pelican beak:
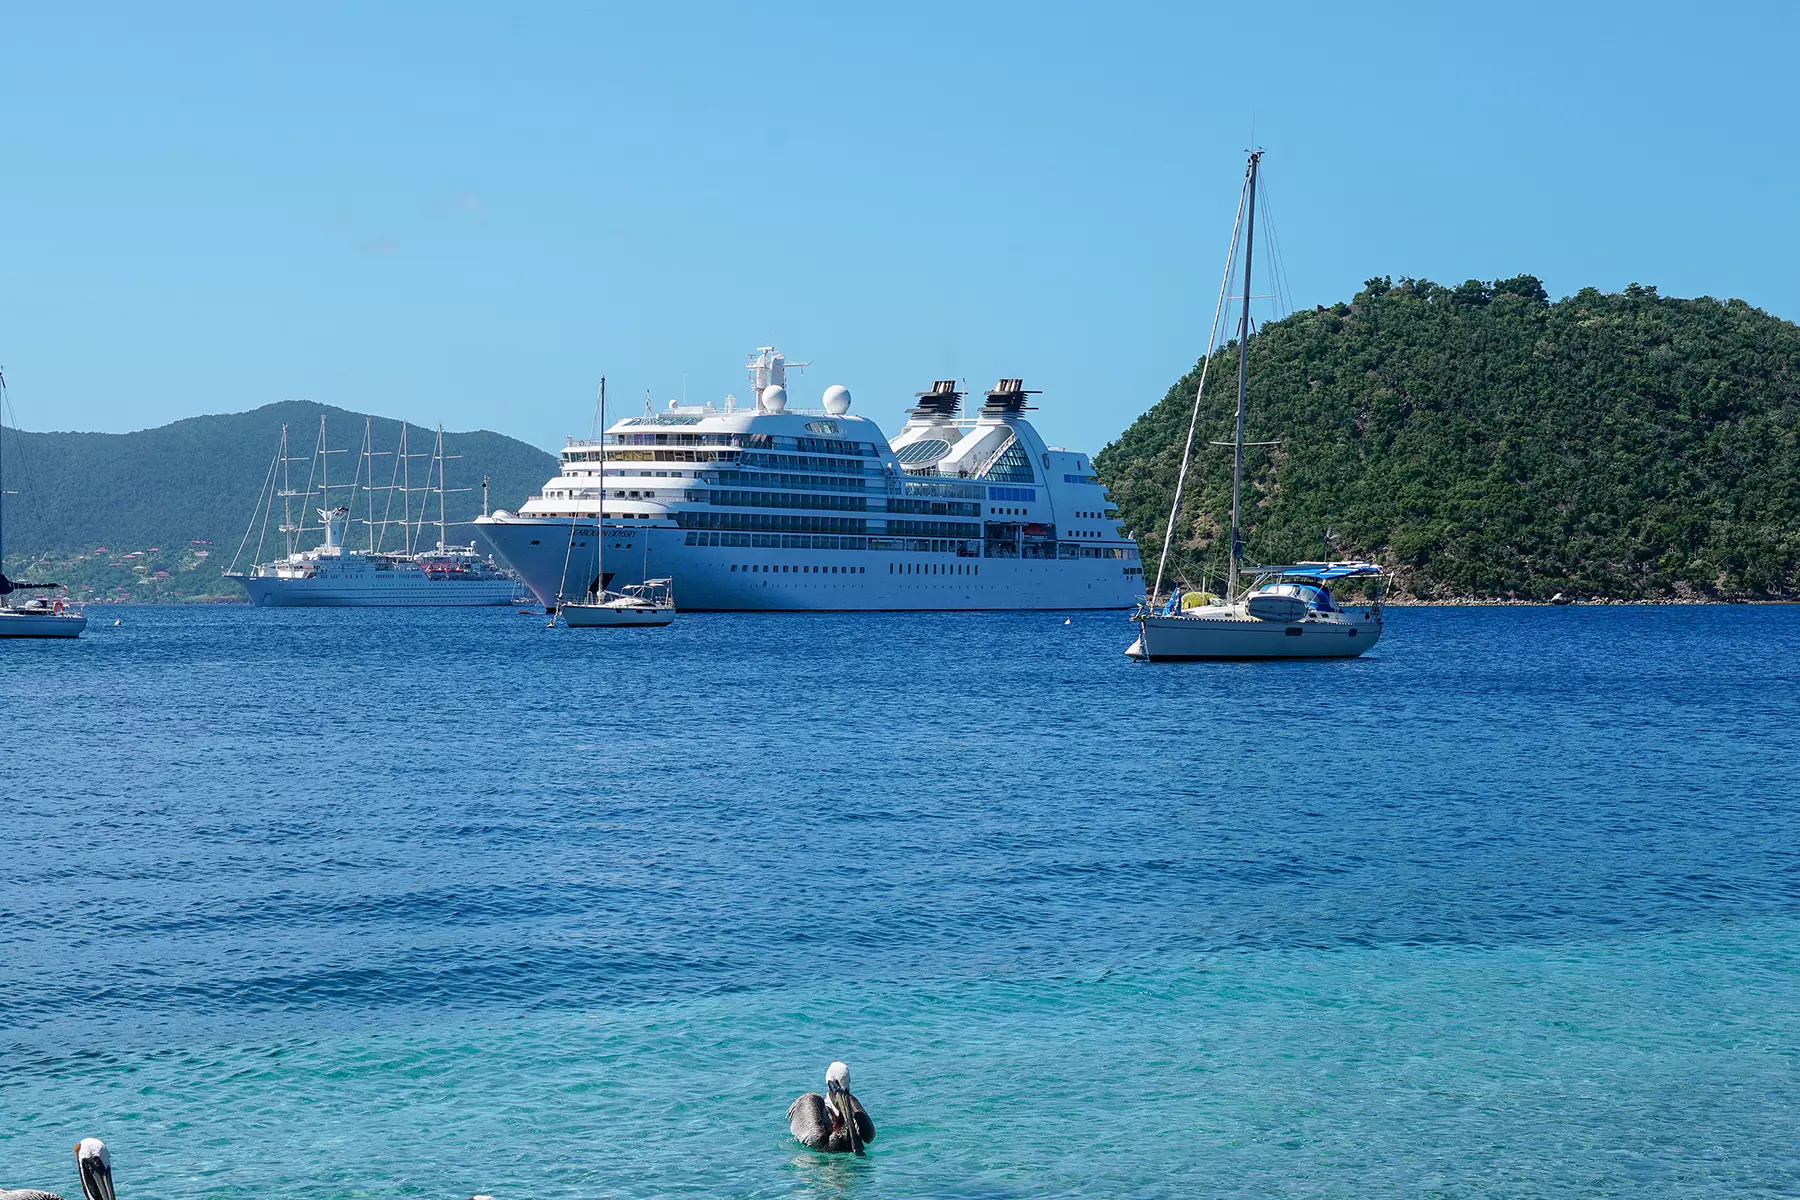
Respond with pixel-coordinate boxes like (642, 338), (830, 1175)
(76, 1149), (115, 1200)
(828, 1082), (865, 1156)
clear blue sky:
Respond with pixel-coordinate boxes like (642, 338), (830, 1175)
(4, 2), (1796, 454)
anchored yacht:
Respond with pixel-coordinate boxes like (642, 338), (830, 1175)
(476, 349), (1144, 611)
(1126, 150), (1386, 661)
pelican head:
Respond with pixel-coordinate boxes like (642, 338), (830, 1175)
(74, 1139), (114, 1200)
(825, 1061), (851, 1094)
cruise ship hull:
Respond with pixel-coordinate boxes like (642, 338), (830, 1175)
(232, 574), (518, 607)
(478, 517), (1139, 611)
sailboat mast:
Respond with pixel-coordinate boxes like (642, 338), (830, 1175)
(436, 424), (447, 553)
(280, 424), (294, 556)
(363, 417), (376, 553)
(604, 377), (612, 597)
(318, 415), (329, 547)
(0, 371), (8, 579)
(1226, 150), (1261, 602)
(399, 424), (412, 555)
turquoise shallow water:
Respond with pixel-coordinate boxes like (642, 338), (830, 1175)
(3, 605), (1798, 1197)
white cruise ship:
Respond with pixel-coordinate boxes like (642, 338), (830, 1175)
(475, 349), (1144, 611)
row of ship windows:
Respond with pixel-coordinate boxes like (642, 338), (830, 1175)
(677, 529), (1136, 561)
(587, 449), (875, 474)
(595, 450), (737, 463)
(684, 532), (980, 554)
(708, 471), (872, 495)
(721, 562), (984, 578)
(708, 489), (868, 512)
(739, 452), (874, 475)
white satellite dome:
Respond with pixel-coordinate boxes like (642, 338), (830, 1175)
(822, 385), (852, 415)
(760, 385), (788, 413)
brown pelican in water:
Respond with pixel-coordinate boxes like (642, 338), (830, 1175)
(787, 1061), (876, 1155)
(1, 1138), (116, 1200)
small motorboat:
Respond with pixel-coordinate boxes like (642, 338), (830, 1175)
(559, 578), (676, 628)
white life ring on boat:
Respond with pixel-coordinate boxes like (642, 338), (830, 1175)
(52, 599), (64, 614)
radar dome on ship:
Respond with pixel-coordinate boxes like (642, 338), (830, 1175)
(822, 385), (852, 415)
(761, 385), (788, 413)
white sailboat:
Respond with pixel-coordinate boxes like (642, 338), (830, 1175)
(1126, 151), (1385, 662)
(556, 377), (676, 628)
(0, 369), (86, 638)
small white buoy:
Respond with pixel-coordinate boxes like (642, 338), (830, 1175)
(1064, 618), (1072, 625)
(114, 619), (122, 626)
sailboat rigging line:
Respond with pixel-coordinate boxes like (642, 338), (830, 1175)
(1149, 158), (1251, 604)
(380, 423), (408, 555)
(1255, 174), (1295, 320)
(295, 416), (326, 543)
(0, 374), (43, 517)
(229, 443), (281, 576)
(556, 377), (605, 615)
(377, 422), (402, 555)
(1225, 150), (1262, 604)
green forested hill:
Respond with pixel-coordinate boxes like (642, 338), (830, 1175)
(1, 401), (557, 600)
(1096, 277), (1800, 600)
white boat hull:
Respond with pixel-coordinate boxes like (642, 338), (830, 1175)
(477, 516), (1142, 612)
(561, 602), (675, 628)
(232, 574), (518, 607)
(1127, 610), (1382, 660)
(0, 609), (87, 638)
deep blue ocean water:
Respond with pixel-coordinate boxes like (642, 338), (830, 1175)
(3, 604), (1797, 1198)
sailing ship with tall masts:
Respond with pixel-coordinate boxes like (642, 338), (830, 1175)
(225, 414), (518, 606)
(0, 368), (86, 637)
(1126, 151), (1385, 661)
